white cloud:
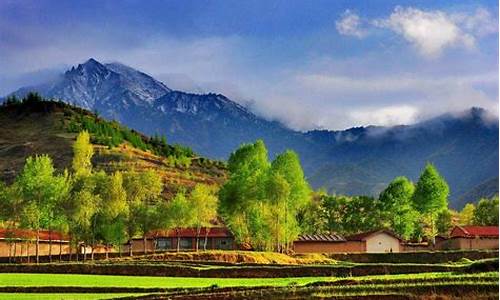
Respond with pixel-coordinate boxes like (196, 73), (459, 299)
(350, 105), (419, 126)
(454, 7), (498, 37)
(335, 10), (366, 38)
(374, 6), (475, 58)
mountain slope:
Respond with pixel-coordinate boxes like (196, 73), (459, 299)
(0, 98), (226, 198)
(7, 58), (499, 207)
(306, 108), (499, 207)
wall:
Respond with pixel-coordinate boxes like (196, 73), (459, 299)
(293, 241), (365, 253)
(437, 237), (499, 250)
(0, 240), (70, 257)
(365, 233), (400, 253)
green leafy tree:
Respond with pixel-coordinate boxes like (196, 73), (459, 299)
(436, 209), (453, 235)
(123, 170), (163, 254)
(412, 163), (449, 241)
(344, 196), (383, 234)
(473, 196), (499, 226)
(98, 171), (128, 257)
(164, 191), (195, 251)
(72, 131), (94, 176)
(459, 203), (476, 225)
(189, 184), (218, 251)
(268, 150), (311, 251)
(378, 176), (418, 240)
(297, 191), (327, 235)
(219, 140), (269, 247)
(265, 172), (290, 251)
(16, 155), (69, 263)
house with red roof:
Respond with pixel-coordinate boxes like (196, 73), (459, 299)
(436, 225), (499, 250)
(126, 227), (236, 253)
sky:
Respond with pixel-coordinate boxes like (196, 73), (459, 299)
(0, 0), (498, 130)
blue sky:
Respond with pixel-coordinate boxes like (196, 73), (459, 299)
(0, 0), (498, 130)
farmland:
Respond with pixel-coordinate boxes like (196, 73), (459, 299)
(0, 270), (497, 299)
(0, 251), (498, 299)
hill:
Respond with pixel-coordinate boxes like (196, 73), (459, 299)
(7, 58), (499, 207)
(0, 96), (226, 199)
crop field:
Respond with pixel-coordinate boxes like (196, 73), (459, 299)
(0, 272), (497, 299)
(0, 251), (497, 299)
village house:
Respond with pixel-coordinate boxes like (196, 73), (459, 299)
(293, 233), (363, 253)
(126, 227), (236, 253)
(293, 230), (402, 254)
(436, 225), (499, 250)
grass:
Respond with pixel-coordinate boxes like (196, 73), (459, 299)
(0, 294), (142, 300)
(1, 272), (497, 288)
(0, 273), (329, 288)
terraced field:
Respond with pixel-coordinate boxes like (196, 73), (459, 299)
(0, 251), (498, 299)
(0, 272), (497, 300)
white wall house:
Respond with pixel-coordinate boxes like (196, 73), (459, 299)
(346, 230), (402, 253)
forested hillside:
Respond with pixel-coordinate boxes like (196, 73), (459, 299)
(0, 94), (226, 198)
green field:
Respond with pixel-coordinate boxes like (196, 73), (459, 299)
(0, 272), (497, 300)
(0, 294), (139, 300)
(0, 273), (326, 288)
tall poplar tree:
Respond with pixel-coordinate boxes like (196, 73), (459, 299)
(412, 163), (449, 241)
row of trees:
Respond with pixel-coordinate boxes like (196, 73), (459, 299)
(219, 140), (311, 252)
(301, 164), (498, 242)
(0, 131), (218, 263)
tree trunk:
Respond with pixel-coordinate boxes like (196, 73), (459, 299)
(59, 239), (63, 262)
(143, 236), (148, 255)
(195, 227), (201, 252)
(48, 228), (52, 263)
(204, 228), (210, 251)
(176, 229), (180, 252)
(91, 246), (95, 261)
(13, 241), (17, 263)
(105, 245), (109, 260)
(83, 244), (87, 262)
(129, 240), (133, 257)
(36, 228), (40, 264)
(27, 241), (30, 264)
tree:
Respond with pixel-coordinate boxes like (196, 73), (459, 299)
(343, 196), (383, 234)
(189, 184), (218, 251)
(473, 196), (499, 226)
(164, 191), (195, 252)
(265, 172), (290, 251)
(459, 203), (475, 225)
(16, 155), (69, 264)
(412, 163), (449, 241)
(72, 131), (94, 176)
(268, 150), (311, 251)
(123, 170), (163, 254)
(64, 173), (101, 261)
(436, 209), (453, 235)
(219, 140), (270, 247)
(99, 171), (128, 257)
(378, 176), (418, 240)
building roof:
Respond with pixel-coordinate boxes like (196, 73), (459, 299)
(145, 227), (233, 239)
(346, 229), (402, 242)
(450, 226), (499, 238)
(295, 233), (346, 243)
(0, 228), (68, 241)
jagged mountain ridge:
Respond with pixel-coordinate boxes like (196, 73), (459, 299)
(7, 58), (499, 207)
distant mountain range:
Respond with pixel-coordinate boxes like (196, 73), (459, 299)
(6, 58), (499, 208)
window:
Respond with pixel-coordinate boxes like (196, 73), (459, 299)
(215, 238), (233, 250)
(156, 238), (172, 250)
(179, 238), (193, 250)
